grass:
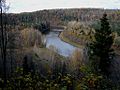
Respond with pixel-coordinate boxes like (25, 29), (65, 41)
(32, 46), (67, 61)
(59, 32), (84, 49)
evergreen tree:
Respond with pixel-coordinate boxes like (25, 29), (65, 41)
(89, 14), (114, 76)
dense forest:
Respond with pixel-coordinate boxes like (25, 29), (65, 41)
(0, 0), (120, 89)
(7, 8), (120, 25)
(5, 8), (120, 35)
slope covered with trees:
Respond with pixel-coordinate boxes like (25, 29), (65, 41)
(0, 3), (120, 89)
(6, 8), (120, 26)
(60, 21), (95, 47)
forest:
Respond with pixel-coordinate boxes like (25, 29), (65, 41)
(7, 9), (120, 24)
(5, 8), (120, 34)
(0, 0), (120, 90)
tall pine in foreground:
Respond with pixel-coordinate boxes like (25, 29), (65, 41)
(89, 14), (114, 76)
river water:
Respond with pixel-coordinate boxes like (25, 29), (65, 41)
(45, 30), (80, 57)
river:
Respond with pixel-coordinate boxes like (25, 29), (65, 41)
(45, 29), (81, 57)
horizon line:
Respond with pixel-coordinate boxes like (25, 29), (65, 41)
(9, 7), (120, 14)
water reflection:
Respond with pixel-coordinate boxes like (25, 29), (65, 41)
(46, 31), (80, 57)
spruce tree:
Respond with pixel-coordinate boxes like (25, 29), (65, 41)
(89, 14), (114, 76)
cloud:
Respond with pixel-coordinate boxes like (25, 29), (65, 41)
(6, 0), (120, 13)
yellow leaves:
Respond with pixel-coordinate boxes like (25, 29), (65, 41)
(116, 11), (120, 14)
(20, 28), (43, 47)
(64, 21), (95, 46)
(68, 49), (84, 74)
(81, 73), (103, 89)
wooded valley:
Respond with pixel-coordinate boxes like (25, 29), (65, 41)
(0, 1), (120, 89)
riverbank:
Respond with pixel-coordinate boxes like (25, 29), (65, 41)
(33, 46), (67, 61)
(46, 31), (82, 56)
(59, 32), (84, 49)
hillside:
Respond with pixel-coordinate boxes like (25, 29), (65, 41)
(7, 8), (120, 26)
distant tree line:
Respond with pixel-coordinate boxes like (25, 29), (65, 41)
(0, 3), (120, 88)
(3, 8), (120, 27)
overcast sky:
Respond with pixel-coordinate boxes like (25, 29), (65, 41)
(7, 0), (120, 13)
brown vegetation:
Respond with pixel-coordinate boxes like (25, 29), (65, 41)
(20, 28), (43, 47)
(61, 21), (95, 46)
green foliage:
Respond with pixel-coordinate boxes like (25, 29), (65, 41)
(90, 14), (113, 75)
(76, 65), (115, 90)
(0, 67), (74, 90)
(0, 65), (120, 90)
(33, 22), (50, 34)
(110, 22), (120, 36)
(76, 73), (114, 90)
(91, 21), (120, 36)
(90, 21), (101, 30)
(6, 9), (120, 27)
(89, 14), (114, 76)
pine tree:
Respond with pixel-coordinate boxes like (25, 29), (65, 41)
(89, 14), (114, 76)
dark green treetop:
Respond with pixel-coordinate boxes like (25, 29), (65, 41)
(89, 13), (114, 76)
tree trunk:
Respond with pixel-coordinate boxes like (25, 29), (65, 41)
(0, 1), (7, 86)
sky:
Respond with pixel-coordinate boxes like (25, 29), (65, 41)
(7, 0), (120, 13)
